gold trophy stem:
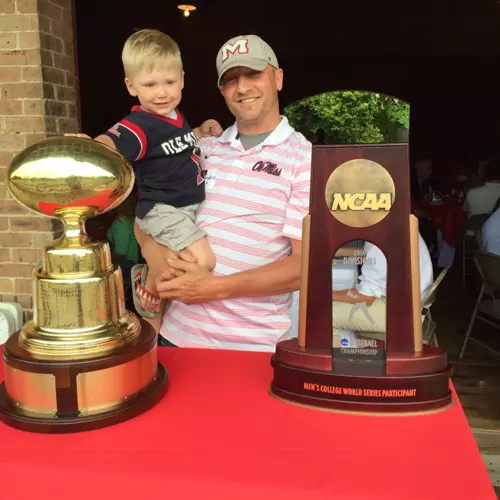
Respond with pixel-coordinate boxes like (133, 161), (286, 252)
(409, 214), (423, 353)
(54, 206), (96, 247)
(298, 215), (311, 348)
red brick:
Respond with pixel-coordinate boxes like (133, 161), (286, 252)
(22, 66), (43, 82)
(0, 33), (16, 50)
(0, 200), (29, 215)
(0, 233), (32, 248)
(4, 116), (46, 134)
(0, 218), (8, 231)
(0, 263), (35, 278)
(24, 133), (47, 146)
(12, 248), (39, 263)
(10, 217), (53, 232)
(0, 248), (10, 262)
(0, 134), (25, 150)
(0, 99), (22, 114)
(0, 82), (43, 99)
(18, 31), (40, 50)
(23, 99), (45, 115)
(0, 279), (14, 293)
(0, 14), (38, 32)
(16, 294), (33, 309)
(0, 153), (15, 167)
(14, 278), (33, 294)
(16, 0), (38, 14)
(37, 1), (63, 23)
(0, 0), (16, 14)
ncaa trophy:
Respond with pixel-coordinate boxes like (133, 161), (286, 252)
(0, 137), (168, 433)
(270, 144), (452, 413)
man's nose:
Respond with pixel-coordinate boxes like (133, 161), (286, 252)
(236, 76), (251, 94)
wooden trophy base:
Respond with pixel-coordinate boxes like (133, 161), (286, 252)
(0, 320), (168, 433)
(270, 339), (452, 413)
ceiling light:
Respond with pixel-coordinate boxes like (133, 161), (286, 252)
(178, 4), (196, 17)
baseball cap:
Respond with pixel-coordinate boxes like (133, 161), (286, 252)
(216, 35), (279, 86)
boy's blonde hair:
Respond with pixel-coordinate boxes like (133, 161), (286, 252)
(122, 29), (182, 77)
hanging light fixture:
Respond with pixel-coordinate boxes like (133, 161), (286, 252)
(177, 4), (196, 17)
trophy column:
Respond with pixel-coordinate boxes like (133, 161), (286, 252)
(0, 137), (168, 433)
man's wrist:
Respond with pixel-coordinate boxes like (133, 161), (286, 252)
(207, 275), (230, 301)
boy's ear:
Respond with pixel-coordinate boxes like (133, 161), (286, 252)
(125, 77), (137, 97)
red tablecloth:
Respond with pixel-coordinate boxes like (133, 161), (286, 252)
(413, 198), (465, 247)
(0, 348), (495, 500)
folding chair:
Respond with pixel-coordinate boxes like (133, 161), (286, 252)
(421, 266), (450, 346)
(459, 250), (500, 359)
(462, 214), (489, 289)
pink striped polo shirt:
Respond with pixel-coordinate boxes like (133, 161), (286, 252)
(159, 116), (311, 351)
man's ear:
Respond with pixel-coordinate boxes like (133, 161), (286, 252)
(275, 68), (283, 92)
(125, 77), (137, 97)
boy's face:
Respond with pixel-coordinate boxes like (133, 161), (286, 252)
(125, 64), (184, 116)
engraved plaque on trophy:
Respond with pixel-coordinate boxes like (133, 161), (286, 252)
(270, 144), (452, 413)
(0, 137), (168, 433)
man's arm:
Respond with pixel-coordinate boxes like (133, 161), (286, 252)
(155, 238), (302, 304)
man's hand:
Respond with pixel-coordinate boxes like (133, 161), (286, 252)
(64, 133), (92, 139)
(156, 259), (218, 304)
(198, 119), (223, 138)
(332, 289), (376, 306)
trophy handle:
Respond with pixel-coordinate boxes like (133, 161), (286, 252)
(409, 214), (423, 353)
(298, 214), (311, 348)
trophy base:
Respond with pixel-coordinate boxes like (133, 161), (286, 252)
(0, 320), (168, 433)
(270, 339), (452, 413)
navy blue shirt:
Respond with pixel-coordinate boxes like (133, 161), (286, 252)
(104, 106), (204, 218)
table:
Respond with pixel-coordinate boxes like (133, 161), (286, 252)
(413, 197), (466, 267)
(0, 347), (495, 499)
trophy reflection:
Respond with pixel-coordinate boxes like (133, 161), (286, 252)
(0, 137), (168, 433)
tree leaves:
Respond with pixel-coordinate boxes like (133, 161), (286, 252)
(284, 91), (410, 144)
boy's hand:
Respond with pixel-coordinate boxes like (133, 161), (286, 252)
(64, 133), (92, 140)
(199, 119), (223, 138)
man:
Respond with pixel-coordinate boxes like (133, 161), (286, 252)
(464, 159), (500, 217)
(410, 157), (433, 202)
(136, 35), (311, 351)
(331, 234), (433, 333)
(481, 206), (500, 255)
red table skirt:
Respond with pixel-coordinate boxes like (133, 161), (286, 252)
(0, 347), (494, 500)
(412, 199), (465, 247)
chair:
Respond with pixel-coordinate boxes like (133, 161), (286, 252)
(355, 267), (450, 347)
(461, 213), (489, 288)
(421, 266), (450, 346)
(459, 250), (500, 359)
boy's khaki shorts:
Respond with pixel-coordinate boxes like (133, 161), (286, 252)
(135, 203), (206, 252)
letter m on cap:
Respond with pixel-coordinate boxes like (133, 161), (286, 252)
(221, 39), (249, 63)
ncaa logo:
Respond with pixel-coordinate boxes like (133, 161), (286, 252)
(341, 338), (349, 347)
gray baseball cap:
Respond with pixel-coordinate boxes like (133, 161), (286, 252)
(216, 35), (279, 86)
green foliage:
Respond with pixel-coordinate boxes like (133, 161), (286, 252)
(284, 91), (410, 144)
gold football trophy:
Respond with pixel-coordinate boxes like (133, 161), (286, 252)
(0, 137), (168, 433)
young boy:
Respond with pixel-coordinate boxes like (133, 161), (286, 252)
(68, 29), (221, 318)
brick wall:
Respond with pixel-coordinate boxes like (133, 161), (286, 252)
(0, 0), (78, 320)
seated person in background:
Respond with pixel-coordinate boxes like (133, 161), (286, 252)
(331, 234), (433, 334)
(481, 206), (500, 255)
(410, 158), (436, 250)
(464, 159), (500, 217)
(106, 192), (139, 278)
(462, 159), (488, 192)
(410, 157), (433, 203)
